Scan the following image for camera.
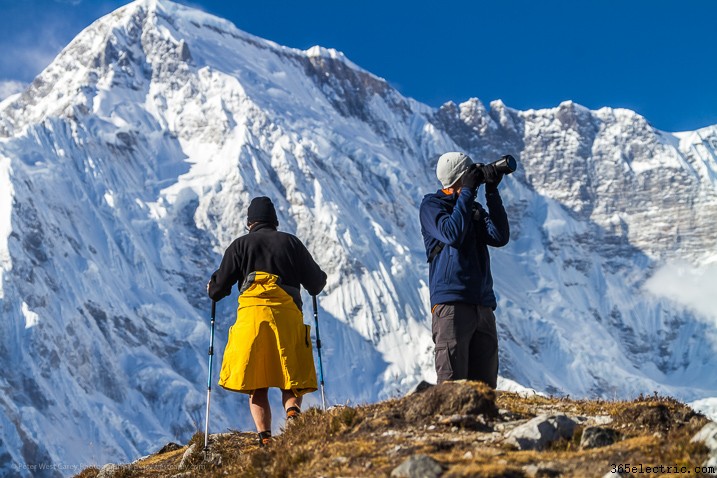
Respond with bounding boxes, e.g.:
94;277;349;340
471;155;517;183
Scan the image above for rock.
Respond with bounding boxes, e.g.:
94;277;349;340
580;426;618;449
523;464;540;477
523;463;561;477
498;409;523;421
691;421;717;468
437;414;489;430
203;450;222;466
96;464;124;478
602;471;625;477
178;443;198;470
590;415;614;426
157;442;182;454
407;380;435;395
391;454;444;478
505;414;577;451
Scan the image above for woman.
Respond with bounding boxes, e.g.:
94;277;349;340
207;196;327;446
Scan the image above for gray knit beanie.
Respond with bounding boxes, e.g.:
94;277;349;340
436;152;473;188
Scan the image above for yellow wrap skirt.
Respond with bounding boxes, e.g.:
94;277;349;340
218;272;318;396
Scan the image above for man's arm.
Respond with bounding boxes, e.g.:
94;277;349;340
474;190;509;247
207;240;243;301
420;188;476;247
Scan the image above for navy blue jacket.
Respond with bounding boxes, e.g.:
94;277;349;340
419;187;509;308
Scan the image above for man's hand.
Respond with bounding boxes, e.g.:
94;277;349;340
462;165;481;191
485;169;503;193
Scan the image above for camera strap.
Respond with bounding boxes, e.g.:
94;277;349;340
427;243;445;263
427;197;456;263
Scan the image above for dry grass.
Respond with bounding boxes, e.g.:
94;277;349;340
73;467;100;478
75;383;713;478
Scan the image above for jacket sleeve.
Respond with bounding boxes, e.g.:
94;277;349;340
295;239;327;296
419;188;475;247
474;190;510;247
207;239;244;301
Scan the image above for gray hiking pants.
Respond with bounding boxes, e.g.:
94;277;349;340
432;303;498;388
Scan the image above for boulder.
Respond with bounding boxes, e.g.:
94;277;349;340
580;426;618;450
96;464;123;478
391;454;444;478
178;443;198;471
505;414;576;451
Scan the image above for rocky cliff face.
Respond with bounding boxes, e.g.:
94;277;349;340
0;0;715;475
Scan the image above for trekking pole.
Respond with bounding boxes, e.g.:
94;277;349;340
312;295;327;411
203;301;216;453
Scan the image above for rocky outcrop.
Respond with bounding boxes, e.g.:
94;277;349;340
77;387;713;478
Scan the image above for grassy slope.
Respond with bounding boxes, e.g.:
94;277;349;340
74;382;713;478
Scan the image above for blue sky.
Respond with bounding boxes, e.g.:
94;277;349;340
1;0;715;132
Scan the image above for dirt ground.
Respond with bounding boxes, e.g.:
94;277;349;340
74;382;714;478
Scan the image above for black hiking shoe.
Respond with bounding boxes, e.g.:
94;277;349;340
286;406;301;420
257;430;272;447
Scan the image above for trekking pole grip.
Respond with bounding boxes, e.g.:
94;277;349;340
312;295;321;348
208;301;216;356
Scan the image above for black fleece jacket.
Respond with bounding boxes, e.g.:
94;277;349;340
207;223;327;302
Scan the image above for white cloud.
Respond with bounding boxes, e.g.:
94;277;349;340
0;3;103;83
644;259;717;324
0;40;65;84
0;80;26;101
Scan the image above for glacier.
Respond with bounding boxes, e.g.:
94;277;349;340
0;0;716;475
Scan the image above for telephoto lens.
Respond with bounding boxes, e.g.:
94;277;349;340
491;155;517;175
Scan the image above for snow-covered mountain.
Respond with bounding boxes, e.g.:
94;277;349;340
1;0;716;475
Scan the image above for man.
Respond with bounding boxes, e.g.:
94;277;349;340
207;196;327;446
419;152;510;387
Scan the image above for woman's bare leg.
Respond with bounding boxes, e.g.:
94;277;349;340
282;389;302;414
249;388;271;432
